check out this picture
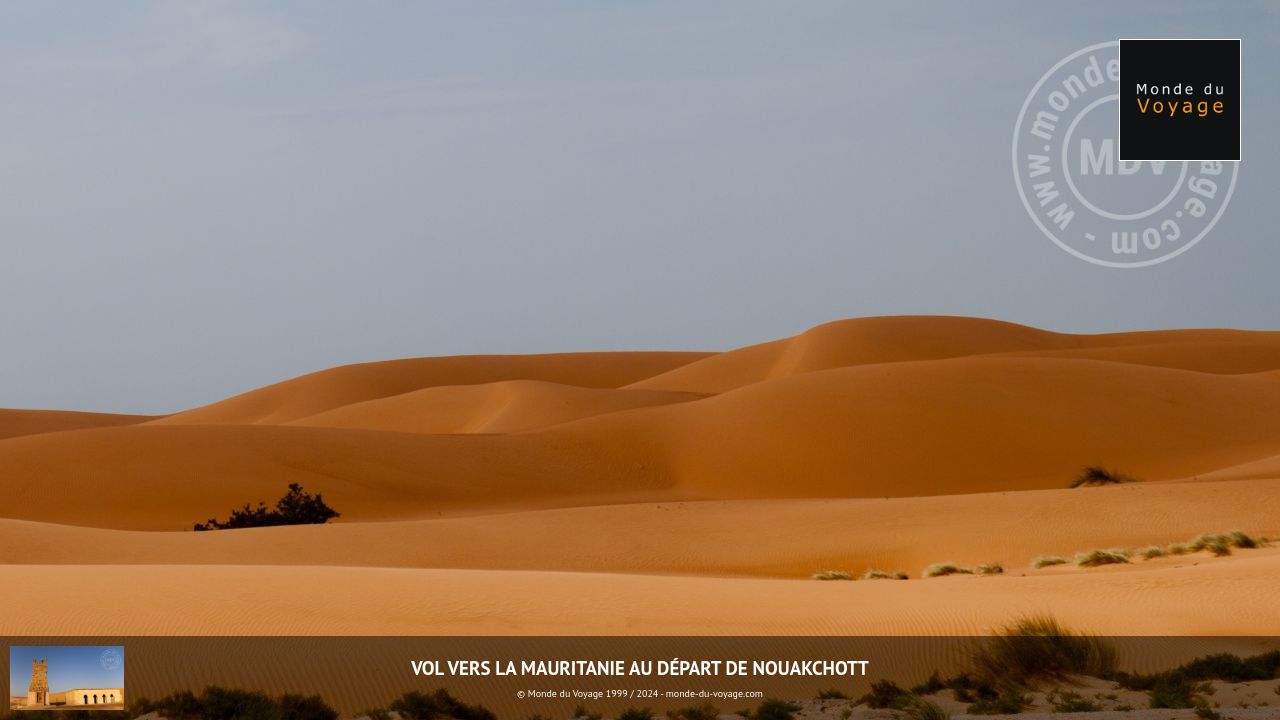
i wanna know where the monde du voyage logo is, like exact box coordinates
[1012,40,1240,268]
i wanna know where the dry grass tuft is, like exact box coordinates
[975,562,1004,576]
[1139,545,1166,560]
[862,568,909,580]
[1075,548,1130,568]
[923,562,974,578]
[971,615,1118,687]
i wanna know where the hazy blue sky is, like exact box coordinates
[2,1,1277,414]
[9,646,125,696]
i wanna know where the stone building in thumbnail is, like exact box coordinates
[17,657,124,710]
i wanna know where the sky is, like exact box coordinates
[9,646,125,696]
[1,1,1278,414]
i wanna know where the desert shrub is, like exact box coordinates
[975,562,1004,576]
[192,687,279,720]
[947,674,1000,704]
[970,615,1117,687]
[751,699,800,720]
[1139,544,1166,560]
[815,689,848,699]
[1190,534,1232,556]
[811,569,853,580]
[194,483,340,531]
[573,705,603,720]
[923,562,973,578]
[1159,530,1268,558]
[862,568,909,580]
[1046,689,1101,712]
[1227,529,1260,548]
[667,704,717,720]
[617,708,653,720]
[1175,651,1280,683]
[911,671,947,696]
[392,689,495,720]
[183,687,273,720]
[129,686,336,720]
[361,710,393,720]
[903,698,952,720]
[1075,548,1130,567]
[857,679,912,709]
[1195,704,1223,719]
[1071,466,1133,488]
[278,694,340,720]
[966,687,1028,715]
[1031,555,1068,569]
[1148,675,1198,709]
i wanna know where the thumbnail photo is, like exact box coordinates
[9,646,125,712]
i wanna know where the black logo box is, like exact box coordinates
[1119,38,1241,161]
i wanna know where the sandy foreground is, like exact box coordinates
[1,550,1279,636]
[1,316,1279,637]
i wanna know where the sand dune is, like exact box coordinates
[290,380,705,434]
[1,479,1276,578]
[0,408,152,441]
[4,356,1280,530]
[3,552,1278,636]
[0,423,674,530]
[1193,449,1280,482]
[627,316,1070,393]
[992,339,1280,375]
[629,316,1280,393]
[634,358,1280,498]
[151,351,710,425]
[4,316,1280,638]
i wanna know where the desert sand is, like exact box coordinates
[0,408,153,441]
[1,316,1279,637]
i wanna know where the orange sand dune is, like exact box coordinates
[629,316,1280,393]
[628,316,1070,393]
[1194,450,1280,482]
[289,380,705,434]
[2,552,1278,636]
[0,408,153,441]
[4,357,1280,530]
[618,357,1280,499]
[1,478,1276,578]
[0,423,672,530]
[5,316,1280,640]
[152,351,710,426]
[991,339,1280,375]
